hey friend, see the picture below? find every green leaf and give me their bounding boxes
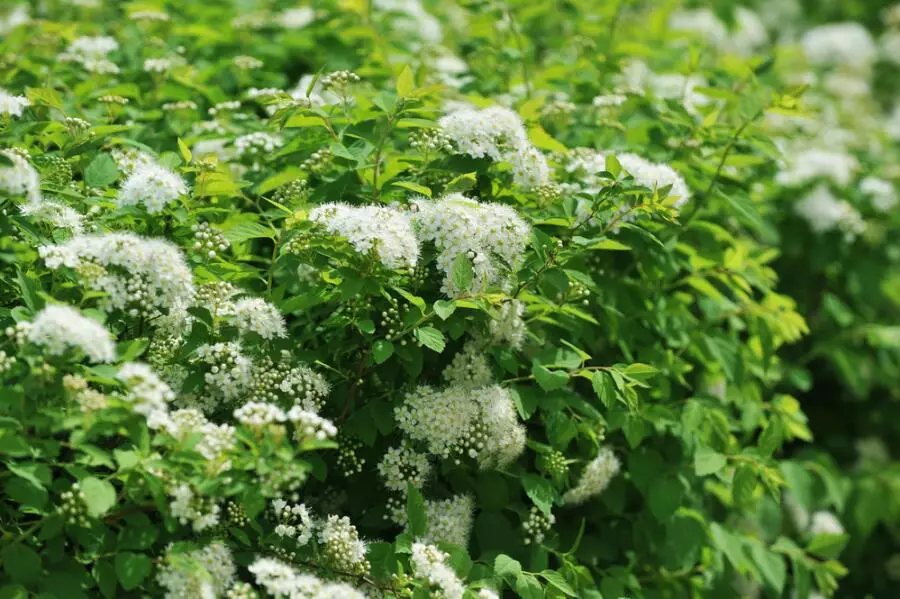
[494,554,522,581]
[589,238,631,251]
[806,533,849,560]
[433,300,456,320]
[451,254,473,291]
[649,475,683,521]
[539,570,577,597]
[115,552,151,591]
[591,371,615,408]
[80,476,116,518]
[406,484,427,537]
[1,544,41,584]
[532,364,569,391]
[396,65,415,97]
[177,137,192,162]
[84,153,119,187]
[372,340,394,364]
[758,418,783,457]
[221,220,275,243]
[694,447,727,477]
[414,327,445,353]
[444,172,477,193]
[749,543,787,593]
[522,473,556,515]
[515,573,544,599]
[623,362,659,382]
[605,153,622,177]
[392,181,431,197]
[733,465,757,507]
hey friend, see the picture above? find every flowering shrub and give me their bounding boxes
[0,1,898,598]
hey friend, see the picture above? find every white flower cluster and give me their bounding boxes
[118,162,187,213]
[20,197,84,233]
[231,297,286,340]
[195,342,253,402]
[287,406,338,442]
[0,88,30,117]
[59,36,120,74]
[117,361,175,419]
[169,483,221,532]
[439,105,550,188]
[802,23,877,68]
[616,152,692,208]
[442,342,493,388]
[163,408,236,473]
[563,447,621,505]
[249,355,331,412]
[794,185,866,241]
[860,177,898,212]
[0,149,40,202]
[278,7,315,29]
[374,0,443,45]
[377,444,433,492]
[487,299,527,349]
[272,499,314,545]
[410,543,465,599]
[317,514,370,575]
[248,558,367,599]
[776,147,859,187]
[310,202,420,269]
[424,495,474,547]
[24,304,115,363]
[810,511,845,536]
[522,506,555,545]
[234,132,284,157]
[157,542,236,599]
[111,147,155,174]
[395,380,525,469]
[39,232,195,320]
[412,194,530,296]
[669,8,768,56]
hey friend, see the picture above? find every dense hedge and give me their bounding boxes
[0,1,898,598]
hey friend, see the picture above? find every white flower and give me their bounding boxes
[377,445,432,492]
[0,88,30,117]
[278,7,315,29]
[248,355,331,412]
[439,105,550,188]
[776,148,858,188]
[395,385,483,461]
[39,233,195,320]
[881,30,900,65]
[59,36,120,74]
[0,5,28,35]
[117,362,175,419]
[317,514,370,575]
[163,408,235,472]
[310,202,420,269]
[143,57,177,73]
[802,23,877,68]
[26,304,115,363]
[563,447,621,505]
[118,162,187,213]
[648,72,709,116]
[248,558,368,599]
[669,9,728,48]
[195,342,252,402]
[810,511,845,536]
[794,185,865,241]
[617,152,692,208]
[232,297,287,339]
[20,197,83,232]
[410,543,465,599]
[487,299,527,349]
[860,176,897,212]
[111,147,155,174]
[157,543,234,599]
[424,495,473,547]
[234,132,283,157]
[287,406,337,441]
[168,484,220,532]
[475,385,526,469]
[234,401,287,427]
[442,343,493,388]
[374,0,443,45]
[0,149,40,202]
[411,194,530,296]
[272,500,314,545]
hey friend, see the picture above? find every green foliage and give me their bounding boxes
[0,0,897,598]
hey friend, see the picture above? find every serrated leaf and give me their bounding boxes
[522,473,556,515]
[494,554,522,581]
[372,340,394,364]
[396,65,414,97]
[177,138,192,162]
[444,172,476,193]
[733,465,757,507]
[532,364,569,391]
[406,484,426,537]
[84,153,119,187]
[392,180,431,197]
[694,447,727,477]
[433,300,456,320]
[451,254,473,291]
[591,371,615,408]
[414,327,445,353]
[540,570,577,597]
[115,552,151,590]
[81,476,116,518]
